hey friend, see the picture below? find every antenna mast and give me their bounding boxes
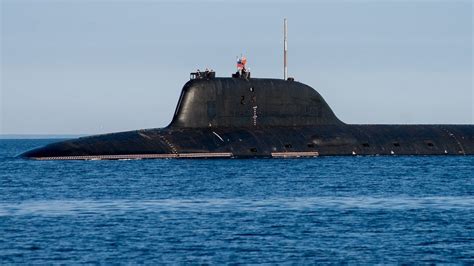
[283,18,288,80]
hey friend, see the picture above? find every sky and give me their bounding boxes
[1,0,472,135]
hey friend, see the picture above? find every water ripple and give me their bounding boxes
[1,140,473,263]
[1,196,473,216]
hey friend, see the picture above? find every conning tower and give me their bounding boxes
[169,75,343,128]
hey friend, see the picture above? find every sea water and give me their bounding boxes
[0,139,473,263]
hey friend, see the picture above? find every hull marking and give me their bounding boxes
[271,151,319,158]
[34,152,233,160]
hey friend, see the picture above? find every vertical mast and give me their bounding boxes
[284,18,288,80]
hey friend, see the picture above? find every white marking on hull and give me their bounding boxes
[33,151,322,160]
[212,131,224,142]
[271,151,319,158]
[34,152,233,160]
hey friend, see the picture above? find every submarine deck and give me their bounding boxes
[22,124,474,159]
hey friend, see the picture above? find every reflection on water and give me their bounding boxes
[1,196,473,216]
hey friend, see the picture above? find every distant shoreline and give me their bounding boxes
[0,134,87,139]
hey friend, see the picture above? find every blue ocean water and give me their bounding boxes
[0,139,473,263]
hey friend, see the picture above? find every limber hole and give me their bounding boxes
[362,143,370,147]
[307,143,315,148]
[284,144,292,148]
[393,142,400,147]
[250,148,257,153]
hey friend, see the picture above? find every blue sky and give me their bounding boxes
[1,0,472,134]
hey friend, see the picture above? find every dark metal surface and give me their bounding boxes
[169,78,342,128]
[22,78,474,159]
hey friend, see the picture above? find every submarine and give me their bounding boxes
[22,21,473,160]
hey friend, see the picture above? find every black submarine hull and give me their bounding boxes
[22,78,474,159]
[22,124,473,159]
